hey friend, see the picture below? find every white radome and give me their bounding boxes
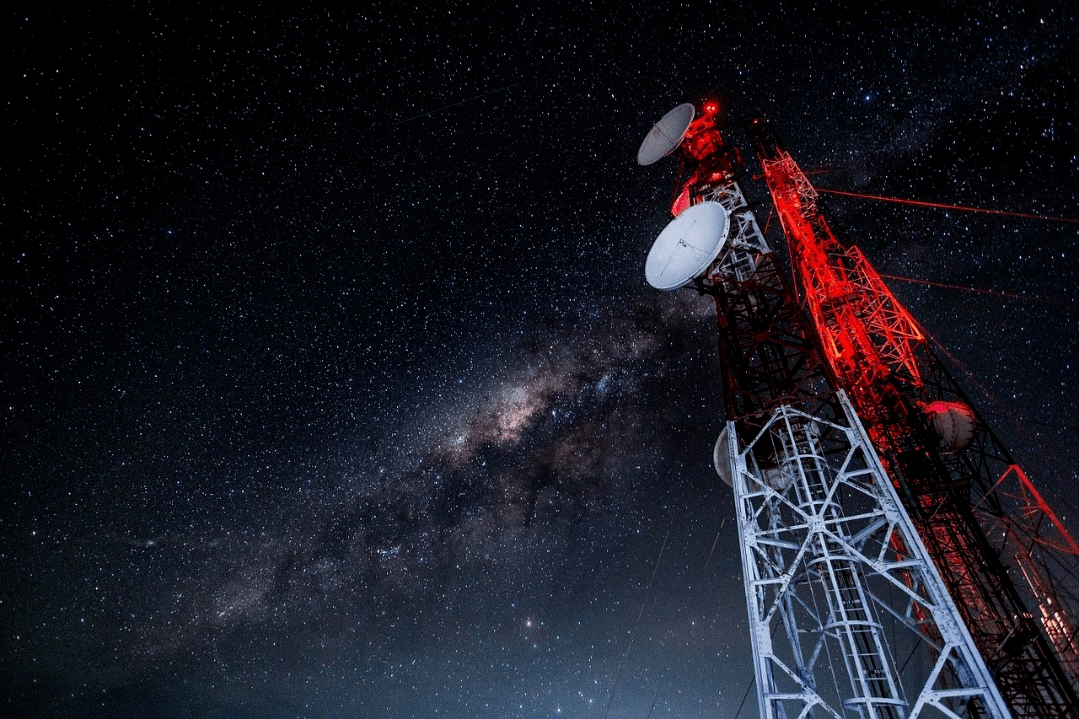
[645,201,730,291]
[924,400,977,454]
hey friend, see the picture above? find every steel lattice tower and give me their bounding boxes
[638,103,1011,719]
[746,116,1079,719]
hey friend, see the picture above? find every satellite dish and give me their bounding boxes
[637,103,695,166]
[645,201,729,291]
[714,427,733,488]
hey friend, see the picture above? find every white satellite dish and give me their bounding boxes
[637,103,695,166]
[645,201,729,291]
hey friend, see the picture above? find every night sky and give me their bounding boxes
[4,4,1078,718]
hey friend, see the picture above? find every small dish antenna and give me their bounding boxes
[637,103,695,166]
[645,201,729,291]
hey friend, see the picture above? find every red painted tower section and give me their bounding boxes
[747,117,1079,719]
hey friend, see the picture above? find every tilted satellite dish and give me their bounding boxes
[637,103,695,166]
[714,427,734,488]
[645,201,729,291]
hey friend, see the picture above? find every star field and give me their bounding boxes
[3,4,1078,718]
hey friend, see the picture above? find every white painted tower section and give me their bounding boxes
[718,395,1012,718]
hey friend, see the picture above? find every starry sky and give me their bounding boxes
[3,3,1078,718]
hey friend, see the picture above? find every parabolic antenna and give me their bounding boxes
[645,201,729,291]
[637,103,695,166]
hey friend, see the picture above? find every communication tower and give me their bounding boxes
[637,103,1012,719]
[745,117,1079,718]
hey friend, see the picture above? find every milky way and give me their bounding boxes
[4,4,1077,718]
[146,296,711,636]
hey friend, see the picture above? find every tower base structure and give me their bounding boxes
[718,393,1012,719]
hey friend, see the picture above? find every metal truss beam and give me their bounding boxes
[721,394,1011,719]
